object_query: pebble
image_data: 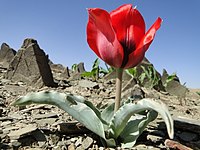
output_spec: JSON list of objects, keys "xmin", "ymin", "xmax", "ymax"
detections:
[
  {"xmin": 82, "ymin": 136, "xmax": 94, "ymax": 149},
  {"xmin": 78, "ymin": 80, "xmax": 98, "ymax": 88},
  {"xmin": 8, "ymin": 124, "xmax": 38, "ymax": 140},
  {"xmin": 68, "ymin": 143, "xmax": 75, "ymax": 150},
  {"xmin": 11, "ymin": 140, "xmax": 21, "ymax": 147},
  {"xmin": 147, "ymin": 134, "xmax": 163, "ymax": 143}
]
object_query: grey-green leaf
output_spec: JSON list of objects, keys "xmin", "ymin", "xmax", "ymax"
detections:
[
  {"xmin": 12, "ymin": 91, "xmax": 106, "ymax": 139},
  {"xmin": 101, "ymin": 102, "xmax": 115, "ymax": 130},
  {"xmin": 120, "ymin": 110, "xmax": 158, "ymax": 148},
  {"xmin": 108, "ymin": 98, "xmax": 174, "ymax": 140}
]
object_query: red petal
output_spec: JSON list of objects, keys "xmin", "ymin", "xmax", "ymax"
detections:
[
  {"xmin": 124, "ymin": 17, "xmax": 162, "ymax": 68},
  {"xmin": 141, "ymin": 17, "xmax": 162, "ymax": 52},
  {"xmin": 110, "ymin": 4, "xmax": 145, "ymax": 52},
  {"xmin": 87, "ymin": 8, "xmax": 124, "ymax": 68}
]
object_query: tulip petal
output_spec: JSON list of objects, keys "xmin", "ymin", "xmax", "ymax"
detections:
[
  {"xmin": 87, "ymin": 8, "xmax": 124, "ymax": 68},
  {"xmin": 141, "ymin": 17, "xmax": 162, "ymax": 52},
  {"xmin": 110, "ymin": 4, "xmax": 145, "ymax": 53},
  {"xmin": 124, "ymin": 17, "xmax": 162, "ymax": 68}
]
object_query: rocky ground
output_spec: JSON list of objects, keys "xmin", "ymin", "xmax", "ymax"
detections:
[{"xmin": 0, "ymin": 39, "xmax": 200, "ymax": 150}]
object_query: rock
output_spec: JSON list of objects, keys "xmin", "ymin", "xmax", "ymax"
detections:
[
  {"xmin": 122, "ymin": 84, "xmax": 144, "ymax": 100},
  {"xmin": 122, "ymin": 77, "xmax": 137, "ymax": 92},
  {"xmin": 10, "ymin": 140, "xmax": 21, "ymax": 148},
  {"xmin": 57, "ymin": 122, "xmax": 90, "ymax": 134},
  {"xmin": 50, "ymin": 63, "xmax": 70, "ymax": 80},
  {"xmin": 77, "ymin": 62, "xmax": 85, "ymax": 73},
  {"xmin": 161, "ymin": 69, "xmax": 168, "ymax": 85},
  {"xmin": 81, "ymin": 136, "xmax": 93, "ymax": 149},
  {"xmin": 68, "ymin": 143, "xmax": 75, "ymax": 150},
  {"xmin": 162, "ymin": 69, "xmax": 180, "ymax": 84},
  {"xmin": 8, "ymin": 124, "xmax": 38, "ymax": 140},
  {"xmin": 69, "ymin": 62, "xmax": 86, "ymax": 80},
  {"xmin": 162, "ymin": 69, "xmax": 188, "ymax": 101},
  {"xmin": 78, "ymin": 80, "xmax": 98, "ymax": 88},
  {"xmin": 4, "ymin": 38, "xmax": 57, "ymax": 87},
  {"xmin": 32, "ymin": 130, "xmax": 47, "ymax": 148},
  {"xmin": 35, "ymin": 118, "xmax": 57, "ymax": 127},
  {"xmin": 178, "ymin": 131, "xmax": 198, "ymax": 142},
  {"xmin": 174, "ymin": 116, "xmax": 200, "ymax": 134},
  {"xmin": 74, "ymin": 137, "xmax": 82, "ymax": 147},
  {"xmin": 137, "ymin": 58, "xmax": 165, "ymax": 91},
  {"xmin": 1, "ymin": 120, "xmax": 12, "ymax": 126},
  {"xmin": 0, "ymin": 43, "xmax": 16, "ymax": 68},
  {"xmin": 32, "ymin": 113, "xmax": 58, "ymax": 120},
  {"xmin": 147, "ymin": 134, "xmax": 163, "ymax": 143},
  {"xmin": 166, "ymin": 80, "xmax": 188, "ymax": 97},
  {"xmin": 103, "ymin": 69, "xmax": 132, "ymax": 81}
]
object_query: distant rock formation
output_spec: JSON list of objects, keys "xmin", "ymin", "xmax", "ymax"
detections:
[
  {"xmin": 161, "ymin": 69, "xmax": 188, "ymax": 101},
  {"xmin": 136, "ymin": 58, "xmax": 165, "ymax": 91},
  {"xmin": 0, "ymin": 43, "xmax": 16, "ymax": 68},
  {"xmin": 4, "ymin": 38, "xmax": 57, "ymax": 87},
  {"xmin": 50, "ymin": 63, "xmax": 70, "ymax": 80}
]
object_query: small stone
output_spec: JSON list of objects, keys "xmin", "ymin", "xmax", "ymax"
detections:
[
  {"xmin": 82, "ymin": 136, "xmax": 93, "ymax": 149},
  {"xmin": 76, "ymin": 146, "xmax": 83, "ymax": 150},
  {"xmin": 78, "ymin": 80, "xmax": 98, "ymax": 88},
  {"xmin": 8, "ymin": 124, "xmax": 38, "ymax": 140},
  {"xmin": 75, "ymin": 137, "xmax": 82, "ymax": 147},
  {"xmin": 147, "ymin": 134, "xmax": 163, "ymax": 143},
  {"xmin": 68, "ymin": 143, "xmax": 75, "ymax": 150},
  {"xmin": 32, "ymin": 113, "xmax": 58, "ymax": 119},
  {"xmin": 1, "ymin": 120, "xmax": 12, "ymax": 126},
  {"xmin": 70, "ymin": 137, "xmax": 78, "ymax": 143},
  {"xmin": 35, "ymin": 118, "xmax": 57, "ymax": 126},
  {"xmin": 99, "ymin": 147, "xmax": 104, "ymax": 150},
  {"xmin": 32, "ymin": 130, "xmax": 47, "ymax": 147},
  {"xmin": 8, "ymin": 112, "xmax": 23, "ymax": 120},
  {"xmin": 0, "ymin": 128, "xmax": 3, "ymax": 134},
  {"xmin": 11, "ymin": 140, "xmax": 21, "ymax": 148},
  {"xmin": 3, "ymin": 126, "xmax": 19, "ymax": 134}
]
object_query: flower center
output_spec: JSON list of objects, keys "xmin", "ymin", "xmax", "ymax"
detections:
[{"xmin": 120, "ymin": 39, "xmax": 136, "ymax": 68}]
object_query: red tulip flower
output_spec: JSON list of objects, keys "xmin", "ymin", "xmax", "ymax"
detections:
[
  {"xmin": 87, "ymin": 4, "xmax": 162, "ymax": 69},
  {"xmin": 87, "ymin": 4, "xmax": 162, "ymax": 112}
]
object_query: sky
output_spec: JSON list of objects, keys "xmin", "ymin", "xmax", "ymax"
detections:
[{"xmin": 0, "ymin": 0, "xmax": 200, "ymax": 88}]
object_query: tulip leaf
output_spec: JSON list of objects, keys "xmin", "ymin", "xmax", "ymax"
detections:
[
  {"xmin": 108, "ymin": 98, "xmax": 174, "ymax": 140},
  {"xmin": 12, "ymin": 91, "xmax": 106, "ymax": 140},
  {"xmin": 120, "ymin": 110, "xmax": 158, "ymax": 148},
  {"xmin": 101, "ymin": 102, "xmax": 115, "ymax": 130}
]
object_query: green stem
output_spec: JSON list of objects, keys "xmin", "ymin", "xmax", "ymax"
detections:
[{"xmin": 114, "ymin": 68, "xmax": 123, "ymax": 113}]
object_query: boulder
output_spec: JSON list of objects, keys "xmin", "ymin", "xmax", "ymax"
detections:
[
  {"xmin": 50, "ymin": 63, "xmax": 70, "ymax": 80},
  {"xmin": 69, "ymin": 62, "xmax": 86, "ymax": 80},
  {"xmin": 161, "ymin": 69, "xmax": 180, "ymax": 85},
  {"xmin": 0, "ymin": 43, "xmax": 16, "ymax": 68},
  {"xmin": 4, "ymin": 38, "xmax": 56, "ymax": 87},
  {"xmin": 161, "ymin": 69, "xmax": 188, "ymax": 99},
  {"xmin": 77, "ymin": 62, "xmax": 85, "ymax": 73}
]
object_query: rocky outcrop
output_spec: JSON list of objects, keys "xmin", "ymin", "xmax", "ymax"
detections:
[
  {"xmin": 162, "ymin": 69, "xmax": 188, "ymax": 102},
  {"xmin": 50, "ymin": 63, "xmax": 70, "ymax": 81},
  {"xmin": 0, "ymin": 43, "xmax": 16, "ymax": 68},
  {"xmin": 4, "ymin": 38, "xmax": 56, "ymax": 87},
  {"xmin": 136, "ymin": 57, "xmax": 165, "ymax": 91}
]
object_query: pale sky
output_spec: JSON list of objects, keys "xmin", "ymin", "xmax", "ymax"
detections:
[{"xmin": 0, "ymin": 0, "xmax": 200, "ymax": 88}]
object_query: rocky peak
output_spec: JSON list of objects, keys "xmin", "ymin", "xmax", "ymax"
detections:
[
  {"xmin": 4, "ymin": 38, "xmax": 57, "ymax": 87},
  {"xmin": 21, "ymin": 38, "xmax": 38, "ymax": 49},
  {"xmin": 0, "ymin": 43, "xmax": 16, "ymax": 68}
]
